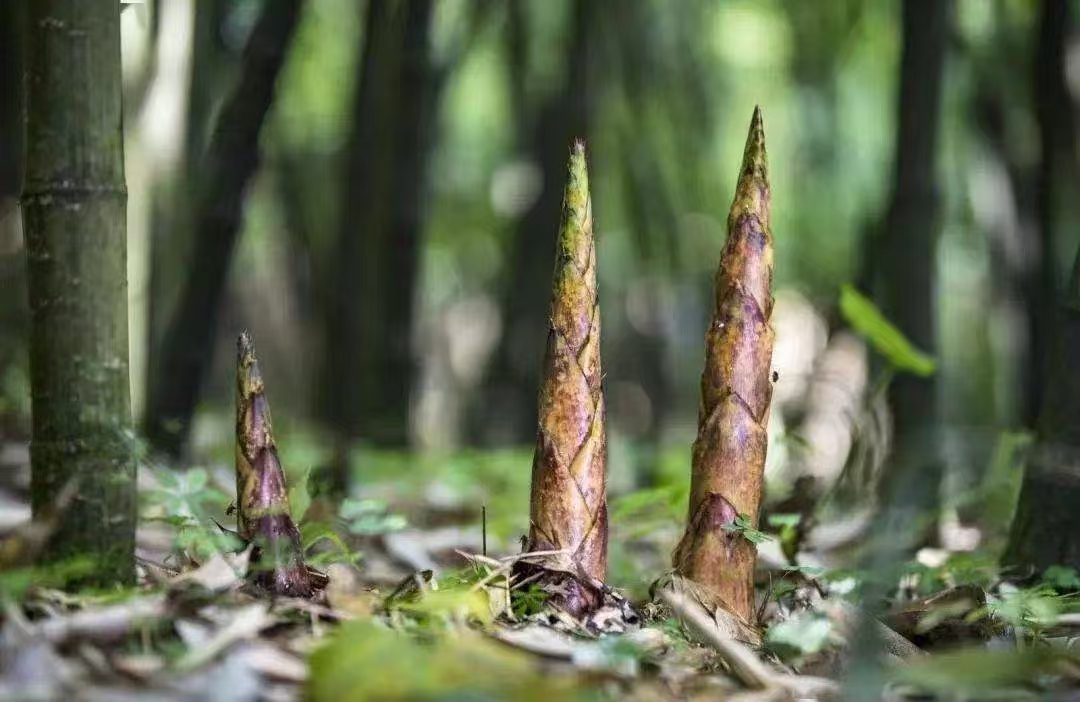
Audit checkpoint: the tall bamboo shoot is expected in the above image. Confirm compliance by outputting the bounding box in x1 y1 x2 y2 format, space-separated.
672 107 775 622
520 141 608 615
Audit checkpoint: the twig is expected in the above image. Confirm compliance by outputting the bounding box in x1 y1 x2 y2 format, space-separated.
658 588 774 689
659 589 840 700
454 549 504 570
461 558 510 593
501 549 571 564
509 571 544 592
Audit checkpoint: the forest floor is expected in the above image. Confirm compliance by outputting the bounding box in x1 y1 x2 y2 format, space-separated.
1 439 1079 701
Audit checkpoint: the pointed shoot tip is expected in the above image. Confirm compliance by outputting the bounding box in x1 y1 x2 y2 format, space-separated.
746 105 765 151
739 106 768 183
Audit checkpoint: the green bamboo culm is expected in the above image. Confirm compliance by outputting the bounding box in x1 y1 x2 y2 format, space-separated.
22 1 136 586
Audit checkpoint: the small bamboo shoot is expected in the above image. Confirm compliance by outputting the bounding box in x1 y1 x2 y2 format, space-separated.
236 332 315 597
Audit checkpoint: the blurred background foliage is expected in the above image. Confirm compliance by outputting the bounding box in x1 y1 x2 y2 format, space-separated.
1 0 1075 582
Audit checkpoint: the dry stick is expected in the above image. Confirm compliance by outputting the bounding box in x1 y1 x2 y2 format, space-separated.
235 332 316 597
659 588 773 690
660 589 840 700
672 106 775 623
519 140 608 617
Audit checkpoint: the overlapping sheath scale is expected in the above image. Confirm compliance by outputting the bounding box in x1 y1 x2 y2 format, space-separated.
672 107 775 622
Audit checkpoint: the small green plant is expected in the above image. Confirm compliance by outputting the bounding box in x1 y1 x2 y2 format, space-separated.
142 466 229 519
141 466 241 561
510 583 550 619
722 513 773 545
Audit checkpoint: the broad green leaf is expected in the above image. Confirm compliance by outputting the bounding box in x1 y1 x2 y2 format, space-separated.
839 284 936 376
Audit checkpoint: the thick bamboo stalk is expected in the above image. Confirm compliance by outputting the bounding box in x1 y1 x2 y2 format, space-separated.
672 107 775 622
521 140 608 614
23 0 135 586
236 332 314 597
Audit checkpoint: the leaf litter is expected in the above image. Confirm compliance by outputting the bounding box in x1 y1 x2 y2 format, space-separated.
5 437 1080 700
17 405 1080 682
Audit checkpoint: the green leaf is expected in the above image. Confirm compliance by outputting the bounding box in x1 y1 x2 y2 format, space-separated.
510 583 550 619
176 525 243 561
839 284 936 376
722 513 773 544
